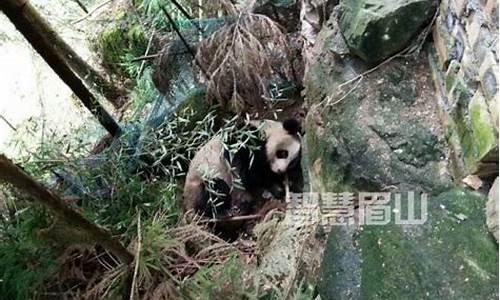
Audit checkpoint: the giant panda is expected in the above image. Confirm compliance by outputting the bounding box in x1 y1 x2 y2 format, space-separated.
182 118 303 219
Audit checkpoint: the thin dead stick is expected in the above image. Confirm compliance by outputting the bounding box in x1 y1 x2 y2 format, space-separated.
130 53 159 62
0 115 16 131
138 28 156 78
327 75 363 106
130 212 141 300
72 0 113 24
71 0 88 13
314 46 415 110
130 49 191 62
207 214 262 223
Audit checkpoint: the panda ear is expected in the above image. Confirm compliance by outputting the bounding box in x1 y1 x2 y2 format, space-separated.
282 118 302 135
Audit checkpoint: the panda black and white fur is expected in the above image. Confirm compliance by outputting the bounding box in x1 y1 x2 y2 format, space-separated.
182 118 302 218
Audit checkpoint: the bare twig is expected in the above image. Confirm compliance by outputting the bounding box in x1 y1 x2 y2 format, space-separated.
131 48 192 62
326 75 363 106
207 214 262 223
0 115 16 131
130 212 141 300
130 53 160 62
71 0 88 13
72 0 114 24
138 28 156 78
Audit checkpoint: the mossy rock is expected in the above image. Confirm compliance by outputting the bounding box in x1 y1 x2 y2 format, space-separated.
339 0 437 65
305 52 452 193
319 188 499 299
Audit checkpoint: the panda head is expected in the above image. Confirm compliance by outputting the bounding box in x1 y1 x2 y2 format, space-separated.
263 118 302 175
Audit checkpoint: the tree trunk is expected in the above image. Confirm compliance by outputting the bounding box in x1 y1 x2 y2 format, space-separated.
0 154 134 264
1 0 121 136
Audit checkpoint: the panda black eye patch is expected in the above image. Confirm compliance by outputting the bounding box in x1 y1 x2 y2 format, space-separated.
276 150 288 159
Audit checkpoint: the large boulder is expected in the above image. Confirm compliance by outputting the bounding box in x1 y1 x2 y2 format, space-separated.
339 0 437 65
319 188 499 299
305 51 452 193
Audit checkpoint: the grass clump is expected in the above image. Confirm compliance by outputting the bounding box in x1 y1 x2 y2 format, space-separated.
94 17 148 78
0 195 57 300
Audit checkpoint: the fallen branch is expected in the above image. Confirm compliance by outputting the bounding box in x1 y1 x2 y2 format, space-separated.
0 154 133 264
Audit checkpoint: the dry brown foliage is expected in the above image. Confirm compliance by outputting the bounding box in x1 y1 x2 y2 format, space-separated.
195 12 295 113
50 216 256 299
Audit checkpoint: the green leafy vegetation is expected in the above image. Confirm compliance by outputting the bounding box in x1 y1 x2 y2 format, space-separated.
94 17 148 78
0 0 318 298
1 100 309 298
0 197 56 299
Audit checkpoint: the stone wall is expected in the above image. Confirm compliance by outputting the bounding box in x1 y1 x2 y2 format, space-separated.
430 0 499 178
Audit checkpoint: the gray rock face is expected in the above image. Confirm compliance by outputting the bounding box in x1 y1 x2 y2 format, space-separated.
486 177 499 242
305 52 452 193
339 0 437 65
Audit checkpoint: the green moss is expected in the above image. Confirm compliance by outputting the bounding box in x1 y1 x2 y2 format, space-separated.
305 113 355 192
320 189 498 300
357 189 499 300
304 58 335 103
445 60 461 93
340 0 435 65
94 17 148 77
452 79 472 107
448 91 499 173
448 86 476 171
469 99 498 160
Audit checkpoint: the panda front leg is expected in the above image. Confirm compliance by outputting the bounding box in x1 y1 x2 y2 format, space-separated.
229 188 255 216
265 182 286 200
